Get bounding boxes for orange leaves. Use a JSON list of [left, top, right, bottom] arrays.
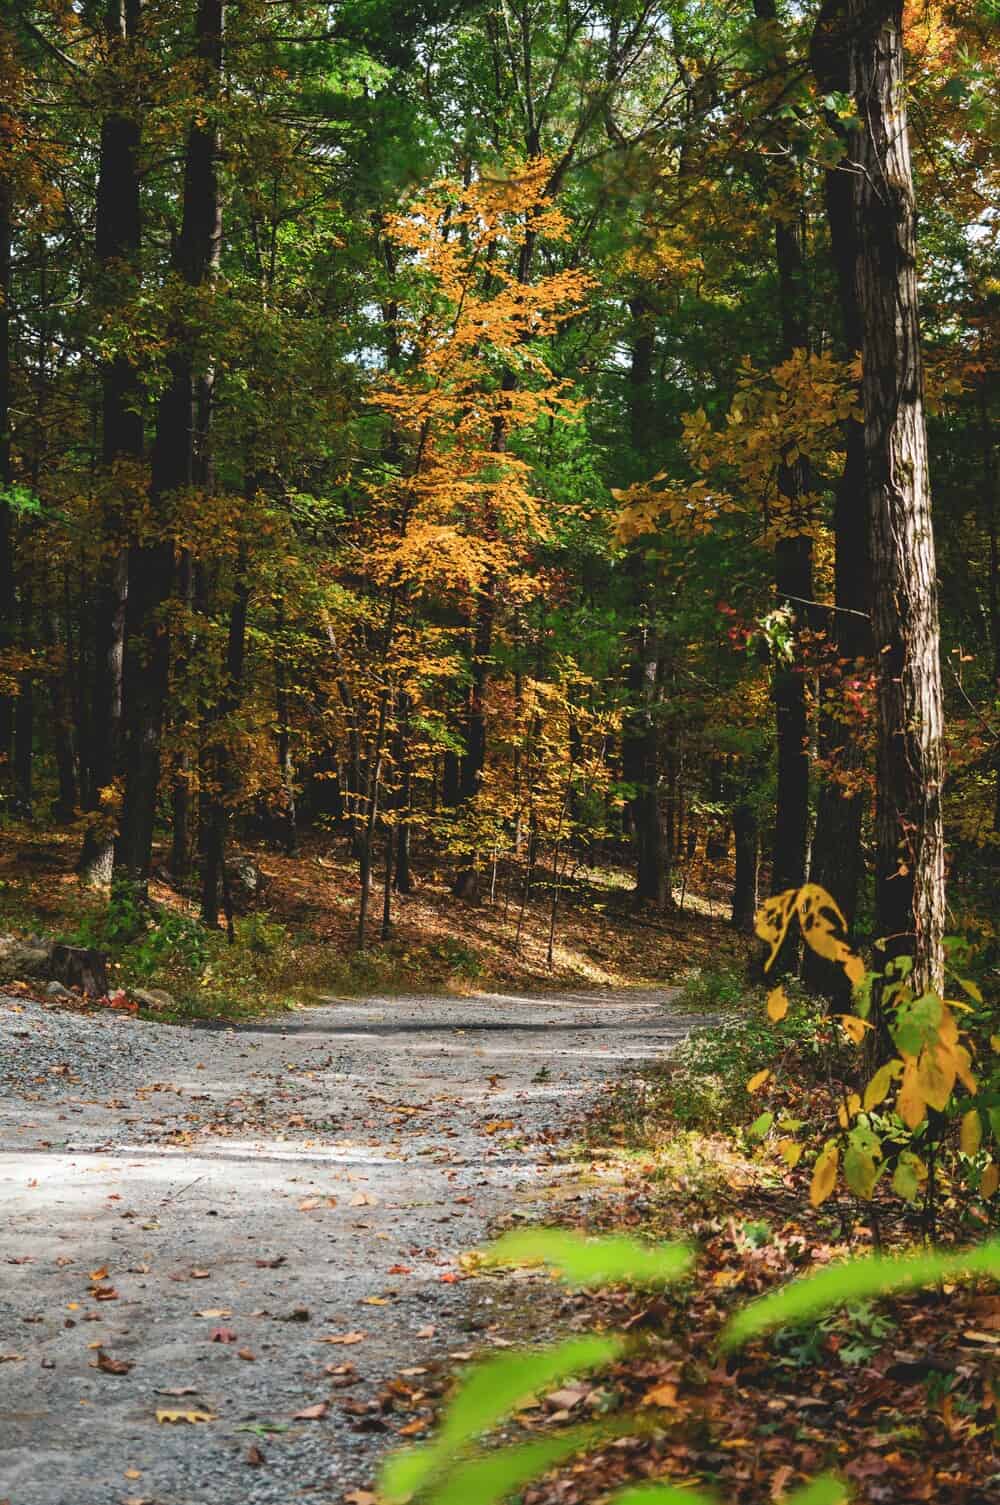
[[365, 164, 589, 610]]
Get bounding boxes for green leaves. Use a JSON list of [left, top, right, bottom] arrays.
[[379, 1335, 622, 1502], [609, 1478, 847, 1505], [414, 1423, 638, 1505], [721, 1240, 1000, 1351], [0, 482, 42, 516], [607, 1485, 718, 1505], [482, 1228, 694, 1289], [891, 993, 942, 1057]]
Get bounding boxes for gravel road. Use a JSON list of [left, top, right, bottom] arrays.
[[0, 988, 701, 1505]]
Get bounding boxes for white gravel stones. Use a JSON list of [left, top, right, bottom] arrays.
[[1, 987, 697, 1505]]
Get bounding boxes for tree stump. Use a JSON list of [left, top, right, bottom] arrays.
[[49, 944, 110, 998]]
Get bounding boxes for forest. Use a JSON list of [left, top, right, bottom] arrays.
[[1, 1, 1000, 1504], [1, 0, 995, 966]]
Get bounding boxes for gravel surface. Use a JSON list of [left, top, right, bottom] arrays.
[[0, 987, 703, 1505]]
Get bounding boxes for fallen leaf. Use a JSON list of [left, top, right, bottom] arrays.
[[350, 1192, 377, 1207], [89, 1266, 109, 1281], [0, 1354, 25, 1363], [483, 1120, 514, 1134], [546, 1386, 588, 1411], [246, 1444, 266, 1467], [398, 1417, 429, 1435], [642, 1382, 678, 1408], [210, 1327, 237, 1343], [124, 1470, 141, 1481], [195, 1308, 231, 1318], [344, 1493, 377, 1505], [292, 1402, 328, 1420], [361, 1296, 389, 1306], [156, 1409, 216, 1424], [92, 1349, 134, 1375], [318, 1331, 366, 1345], [155, 1386, 199, 1397], [237, 1348, 256, 1361], [416, 1324, 435, 1339], [190, 1269, 211, 1279]]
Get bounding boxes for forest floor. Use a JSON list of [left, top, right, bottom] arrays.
[[0, 985, 706, 1505], [0, 821, 743, 1021]]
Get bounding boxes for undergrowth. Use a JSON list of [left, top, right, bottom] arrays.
[[594, 966, 843, 1144]]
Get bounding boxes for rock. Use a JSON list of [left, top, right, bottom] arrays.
[[45, 980, 75, 1000], [132, 987, 175, 1010], [226, 855, 266, 905], [48, 944, 109, 998], [0, 934, 53, 978]]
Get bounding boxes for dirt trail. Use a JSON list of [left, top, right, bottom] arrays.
[[0, 988, 704, 1505]]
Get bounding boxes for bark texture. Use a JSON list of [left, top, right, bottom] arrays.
[[806, 110, 872, 993], [812, 0, 946, 994], [752, 0, 814, 911]]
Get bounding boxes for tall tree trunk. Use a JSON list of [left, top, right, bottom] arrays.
[[731, 793, 760, 932], [624, 618, 670, 908], [200, 546, 249, 928], [981, 377, 1000, 838], [753, 0, 814, 911], [0, 155, 13, 786], [46, 599, 79, 821], [81, 0, 143, 884], [812, 0, 946, 995], [273, 614, 298, 857], [621, 296, 671, 907], [118, 0, 224, 887], [12, 577, 32, 816], [806, 112, 873, 994]]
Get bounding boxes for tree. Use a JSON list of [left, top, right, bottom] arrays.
[[80, 0, 143, 885], [812, 0, 946, 995], [118, 0, 225, 888]]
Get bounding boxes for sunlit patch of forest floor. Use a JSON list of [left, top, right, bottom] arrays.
[[0, 821, 744, 1022]]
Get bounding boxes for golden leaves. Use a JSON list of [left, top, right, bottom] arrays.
[[810, 1145, 839, 1207], [838, 1014, 870, 1045], [961, 1110, 983, 1157], [766, 985, 789, 1022]]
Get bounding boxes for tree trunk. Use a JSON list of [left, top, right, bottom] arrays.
[[47, 602, 79, 821], [624, 622, 670, 909], [753, 0, 814, 909], [806, 130, 872, 995], [731, 795, 760, 932], [200, 547, 249, 928], [12, 578, 32, 817], [812, 0, 946, 995], [0, 156, 13, 785], [80, 0, 143, 884], [118, 0, 224, 887], [981, 377, 1000, 839]]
